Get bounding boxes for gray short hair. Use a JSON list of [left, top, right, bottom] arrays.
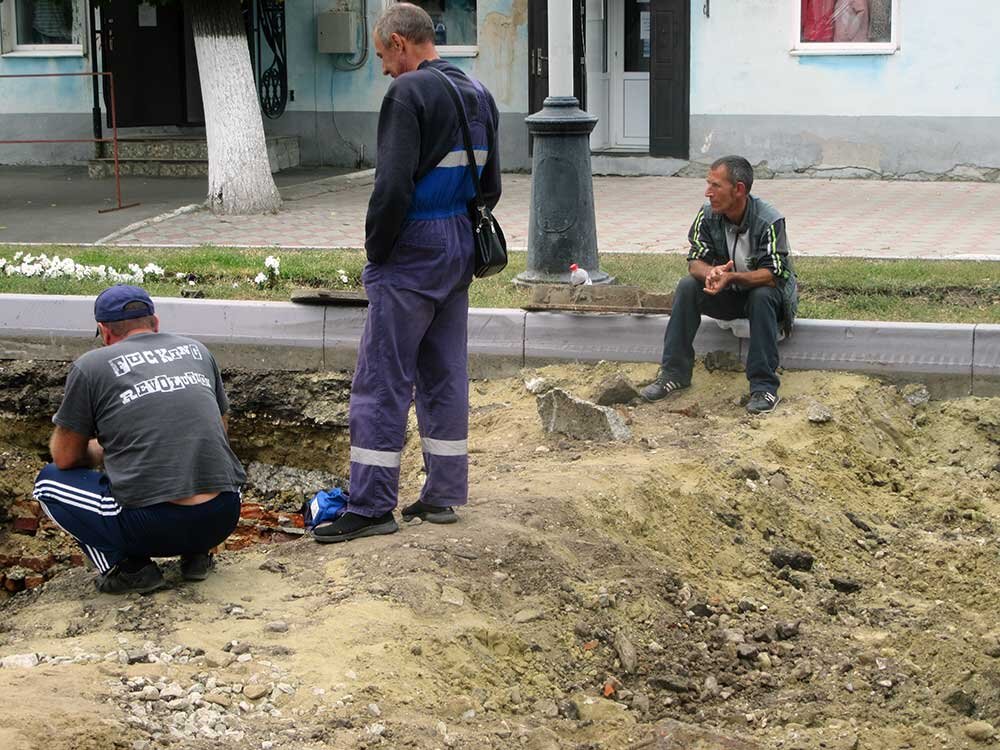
[[711, 155, 754, 194], [374, 3, 435, 46]]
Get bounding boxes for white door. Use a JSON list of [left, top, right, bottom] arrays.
[[586, 0, 610, 150], [608, 0, 650, 150]]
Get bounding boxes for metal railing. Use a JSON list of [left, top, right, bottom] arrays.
[[0, 71, 139, 213]]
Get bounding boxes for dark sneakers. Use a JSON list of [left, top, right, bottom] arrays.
[[401, 500, 458, 525], [312, 511, 399, 544], [746, 391, 781, 414], [640, 376, 689, 402], [95, 561, 165, 595], [180, 553, 214, 582]]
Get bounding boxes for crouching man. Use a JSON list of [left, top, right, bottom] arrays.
[[33, 285, 246, 594]]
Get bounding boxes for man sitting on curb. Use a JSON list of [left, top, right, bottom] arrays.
[[33, 285, 246, 594], [642, 155, 799, 414]]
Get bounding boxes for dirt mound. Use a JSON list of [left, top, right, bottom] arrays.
[[1, 362, 999, 749]]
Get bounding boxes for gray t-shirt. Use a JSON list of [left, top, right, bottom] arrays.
[[53, 331, 246, 509], [725, 223, 752, 291]]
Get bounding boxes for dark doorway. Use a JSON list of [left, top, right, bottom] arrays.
[[100, 0, 202, 127], [649, 0, 690, 158], [527, 0, 587, 114]]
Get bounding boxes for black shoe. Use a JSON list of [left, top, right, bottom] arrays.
[[640, 376, 689, 402], [746, 391, 781, 414], [312, 511, 399, 544], [401, 500, 458, 525], [95, 561, 165, 595], [180, 552, 214, 582]]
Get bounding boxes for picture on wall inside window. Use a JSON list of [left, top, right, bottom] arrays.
[[801, 0, 891, 44], [412, 0, 477, 47], [16, 0, 75, 45]]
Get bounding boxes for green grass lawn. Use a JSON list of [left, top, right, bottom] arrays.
[[1, 244, 998, 323]]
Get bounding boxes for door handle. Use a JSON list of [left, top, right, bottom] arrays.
[[536, 49, 548, 76]]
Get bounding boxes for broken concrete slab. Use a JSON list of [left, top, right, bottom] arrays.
[[537, 388, 631, 442]]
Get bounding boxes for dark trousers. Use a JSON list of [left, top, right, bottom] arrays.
[[33, 464, 241, 574], [660, 275, 784, 395]]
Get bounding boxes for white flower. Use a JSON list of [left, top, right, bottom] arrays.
[[232, 282, 240, 288], [175, 272, 185, 279], [253, 272, 268, 287], [264, 256, 280, 273], [339, 274, 349, 284]]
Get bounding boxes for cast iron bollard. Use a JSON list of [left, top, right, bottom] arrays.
[[515, 96, 613, 286]]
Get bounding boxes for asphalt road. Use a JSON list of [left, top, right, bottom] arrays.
[[0, 165, 350, 245]]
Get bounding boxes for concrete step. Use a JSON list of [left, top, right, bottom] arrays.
[[89, 135, 300, 178]]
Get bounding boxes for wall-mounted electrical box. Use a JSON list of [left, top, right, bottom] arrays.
[[318, 11, 357, 54]]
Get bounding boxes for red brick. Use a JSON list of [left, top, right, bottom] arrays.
[[68, 553, 86, 567], [12, 517, 39, 534], [224, 535, 257, 551], [3, 576, 25, 593], [19, 554, 56, 573], [239, 504, 266, 520], [24, 575, 45, 589]]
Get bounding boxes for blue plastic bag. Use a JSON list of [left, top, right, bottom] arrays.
[[302, 487, 348, 529]]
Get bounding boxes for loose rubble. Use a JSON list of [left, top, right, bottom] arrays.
[[0, 361, 998, 749]]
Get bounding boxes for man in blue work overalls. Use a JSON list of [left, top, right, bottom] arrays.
[[314, 2, 501, 543]]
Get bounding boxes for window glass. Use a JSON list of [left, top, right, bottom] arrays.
[[16, 0, 76, 45], [624, 0, 650, 73], [801, 0, 891, 44], [412, 0, 477, 47]]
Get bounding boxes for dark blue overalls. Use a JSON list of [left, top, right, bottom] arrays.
[[347, 77, 494, 517]]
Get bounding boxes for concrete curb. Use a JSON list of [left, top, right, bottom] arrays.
[[0, 294, 995, 397], [96, 202, 206, 245]]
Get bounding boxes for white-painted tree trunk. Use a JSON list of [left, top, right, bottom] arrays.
[[186, 0, 281, 215]]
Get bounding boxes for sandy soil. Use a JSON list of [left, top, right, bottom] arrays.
[[1, 361, 999, 749]]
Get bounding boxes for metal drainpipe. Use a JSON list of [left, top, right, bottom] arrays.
[[89, 0, 103, 154]]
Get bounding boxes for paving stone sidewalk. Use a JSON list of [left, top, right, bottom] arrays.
[[108, 173, 1000, 260]]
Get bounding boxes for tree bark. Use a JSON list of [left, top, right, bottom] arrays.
[[185, 0, 281, 215]]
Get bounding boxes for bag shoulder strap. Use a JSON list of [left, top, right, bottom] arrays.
[[426, 65, 487, 212]]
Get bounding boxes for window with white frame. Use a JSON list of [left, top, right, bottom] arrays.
[[385, 0, 477, 55], [795, 0, 898, 55], [1, 0, 86, 56]]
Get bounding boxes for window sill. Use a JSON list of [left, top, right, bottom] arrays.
[[791, 44, 898, 56], [2, 48, 86, 58], [438, 46, 478, 58]]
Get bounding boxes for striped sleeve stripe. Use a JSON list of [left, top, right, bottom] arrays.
[[691, 210, 707, 259], [769, 223, 784, 278]]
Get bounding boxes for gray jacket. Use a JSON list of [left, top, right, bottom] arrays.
[[686, 195, 799, 335]]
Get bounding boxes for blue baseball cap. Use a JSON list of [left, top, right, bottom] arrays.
[[94, 285, 155, 323]]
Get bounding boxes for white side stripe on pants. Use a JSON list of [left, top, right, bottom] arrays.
[[420, 437, 468, 456], [86, 545, 111, 573], [350, 446, 402, 468], [34, 480, 121, 516]]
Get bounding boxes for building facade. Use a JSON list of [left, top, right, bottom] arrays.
[[1, 0, 998, 180]]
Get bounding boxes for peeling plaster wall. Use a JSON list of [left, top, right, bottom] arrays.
[[688, 0, 1000, 178], [275, 0, 530, 169], [0, 55, 93, 164]]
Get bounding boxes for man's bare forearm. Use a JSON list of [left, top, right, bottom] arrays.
[[688, 260, 714, 284], [729, 269, 777, 288]]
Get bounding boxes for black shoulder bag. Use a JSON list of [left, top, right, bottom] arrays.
[[427, 67, 507, 278]]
